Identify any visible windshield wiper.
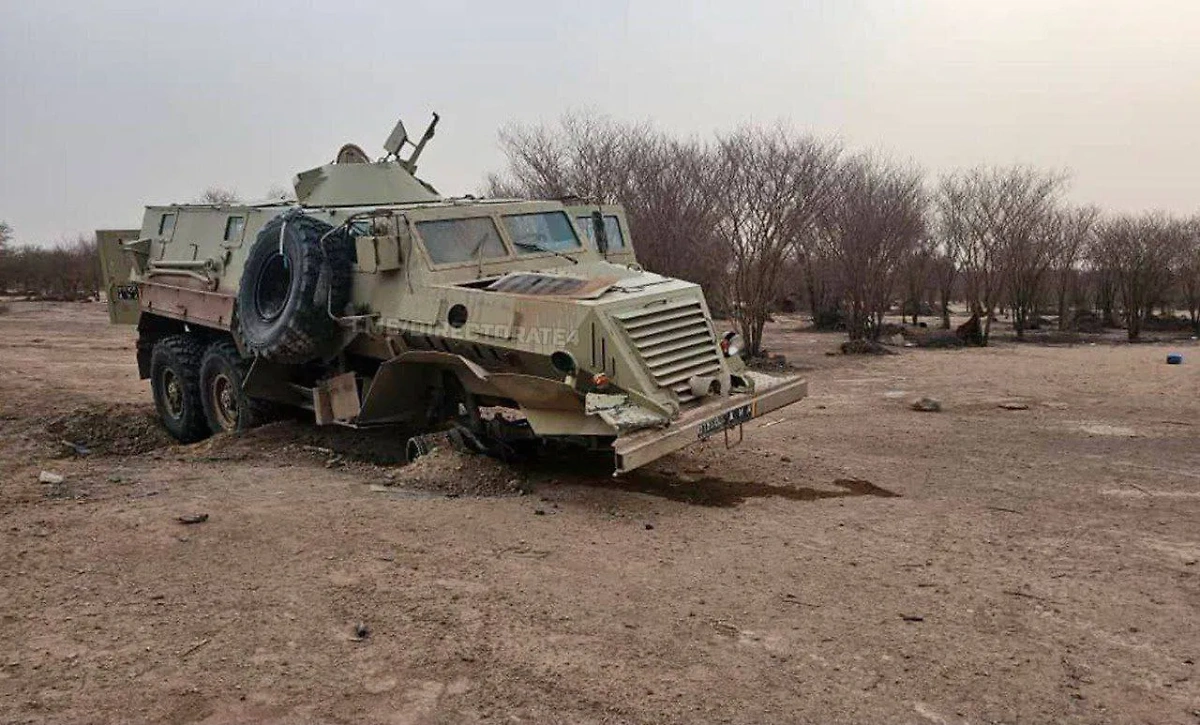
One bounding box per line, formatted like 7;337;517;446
512;239;579;265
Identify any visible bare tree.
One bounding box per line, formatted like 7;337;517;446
623;136;728;311
265;184;296;202
198;187;241;205
901;235;936;325
1172;216;1200;335
487;112;728;307
0;234;100;299
1088;255;1122;328
941;166;1064;343
936;171;985;330
487;112;643;202
815;156;926;340
710;126;840;355
794;241;843;329
928;249;957;329
994;169;1067;338
1093;213;1185;340
930;189;968;330
0;221;12;292
1049;205;1099;330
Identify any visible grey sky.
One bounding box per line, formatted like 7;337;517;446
2;0;1198;244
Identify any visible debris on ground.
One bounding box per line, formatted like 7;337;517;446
176;513;209;525
37;470;64;484
43;404;175;456
747;353;791;371
840;339;897;355
59;440;90;456
188;420;412;465
999;402;1030;410
353;623;370;641
911;398;942;412
179;638;211;658
905;330;966;349
957;314;986;346
385;447;527;497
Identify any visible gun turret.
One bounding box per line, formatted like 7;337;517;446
292;113;442;206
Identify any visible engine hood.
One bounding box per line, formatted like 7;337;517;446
470;261;696;303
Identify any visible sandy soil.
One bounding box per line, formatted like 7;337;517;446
1;301;1198;725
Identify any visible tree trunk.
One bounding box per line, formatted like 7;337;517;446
752;316;767;356
1057;285;1069;331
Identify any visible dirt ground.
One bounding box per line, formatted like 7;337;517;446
1;301;1198;725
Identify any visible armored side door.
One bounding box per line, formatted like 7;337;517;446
96;229;142;324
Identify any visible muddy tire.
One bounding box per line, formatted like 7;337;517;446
150;334;208;443
199;340;268;435
236;210;354;364
405;434;443;463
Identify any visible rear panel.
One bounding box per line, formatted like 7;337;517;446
96;229;142;324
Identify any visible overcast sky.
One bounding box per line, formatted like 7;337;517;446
2;0;1198;244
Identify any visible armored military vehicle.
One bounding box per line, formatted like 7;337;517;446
98;115;807;473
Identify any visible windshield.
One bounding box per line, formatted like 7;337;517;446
502;212;582;254
415;217;507;265
576;214;626;250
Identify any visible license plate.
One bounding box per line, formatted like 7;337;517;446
697;403;754;439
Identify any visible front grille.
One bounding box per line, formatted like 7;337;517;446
612;299;723;404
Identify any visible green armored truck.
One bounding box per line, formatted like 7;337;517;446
98;115;807;473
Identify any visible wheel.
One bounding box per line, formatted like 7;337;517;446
405;434;440;463
235;209;355;364
199;340;267;435
149;334;209;443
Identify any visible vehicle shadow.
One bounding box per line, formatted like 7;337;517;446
526;452;899;508
605;473;899;508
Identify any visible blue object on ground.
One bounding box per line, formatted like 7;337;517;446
1166;353;1183;365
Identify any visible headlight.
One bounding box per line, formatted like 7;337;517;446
720;331;743;357
550;351;577;375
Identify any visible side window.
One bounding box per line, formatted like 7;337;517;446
158;213;176;237
223;216;245;242
415;217;507;265
603;216;626;249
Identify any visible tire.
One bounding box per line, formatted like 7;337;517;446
199;340;269;435
236;210;354;364
405;434;436;463
150;334;209;443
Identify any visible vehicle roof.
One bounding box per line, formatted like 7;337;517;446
145;196;530;213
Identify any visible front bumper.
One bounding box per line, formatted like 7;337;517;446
611;372;808;474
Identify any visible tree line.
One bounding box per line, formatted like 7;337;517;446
5;117;1198;352
0;221;101;300
487;112;1200;353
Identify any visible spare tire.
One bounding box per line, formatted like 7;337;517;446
236;210;354;364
